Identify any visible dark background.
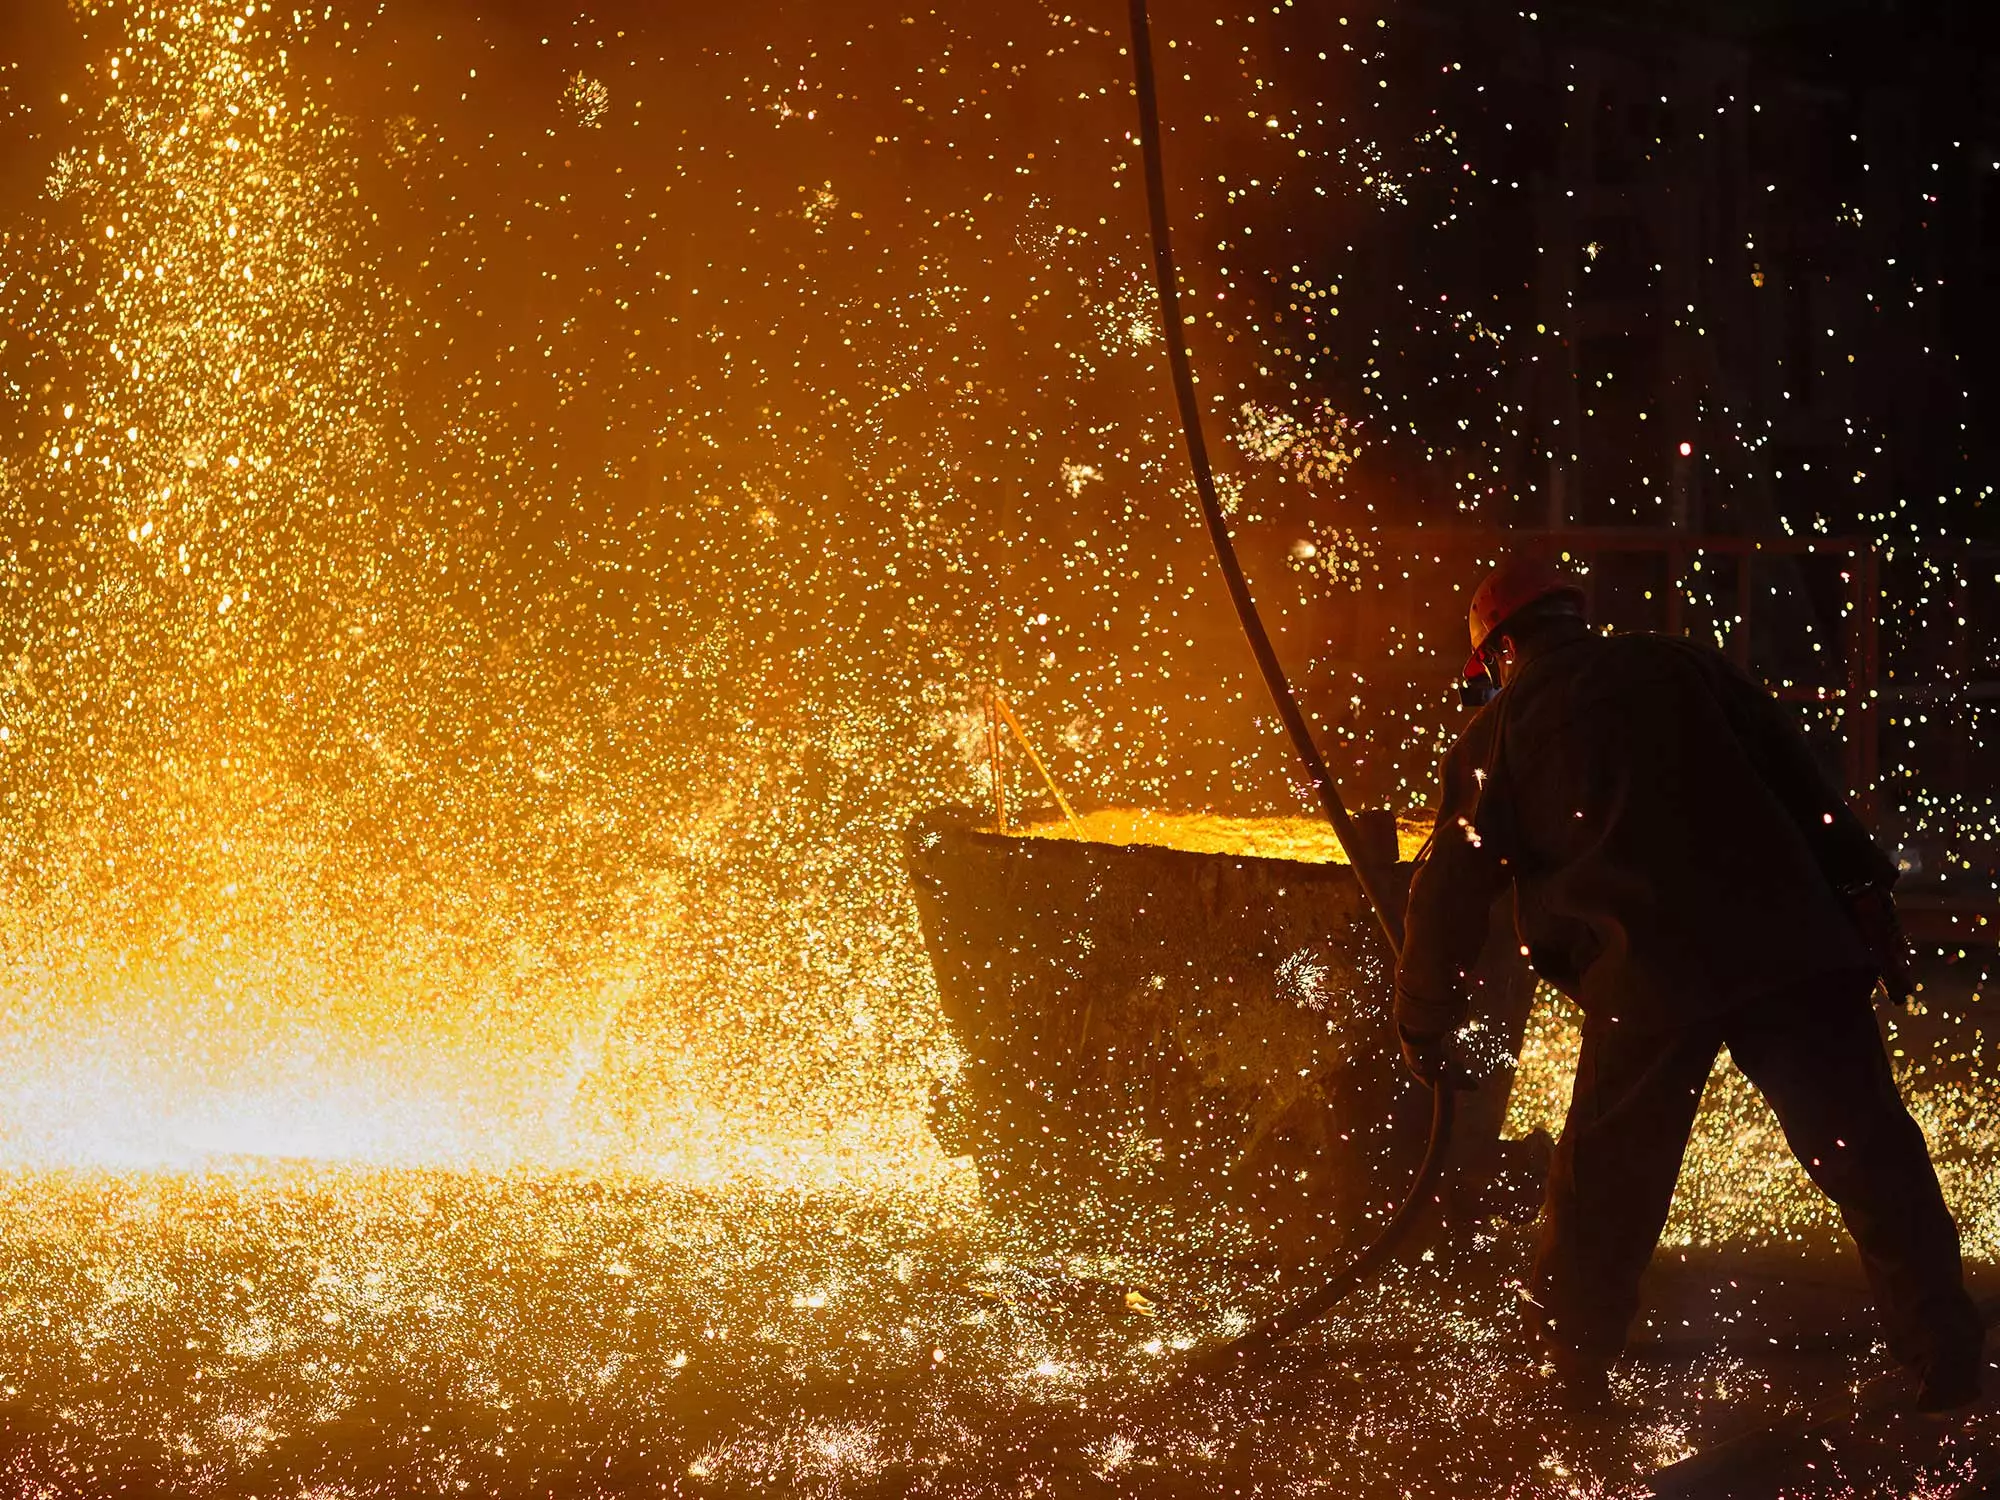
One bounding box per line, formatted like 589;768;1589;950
1;0;1994;862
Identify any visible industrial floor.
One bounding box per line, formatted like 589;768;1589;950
0;956;1992;1497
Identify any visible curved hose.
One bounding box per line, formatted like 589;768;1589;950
1125;0;1450;1369
1186;1083;1456;1375
1124;0;1400;955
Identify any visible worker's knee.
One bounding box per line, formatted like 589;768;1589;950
1791;1098;1933;1190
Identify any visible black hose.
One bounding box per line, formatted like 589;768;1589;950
1125;0;1451;1369
1185;1083;1457;1375
1124;0;1400;955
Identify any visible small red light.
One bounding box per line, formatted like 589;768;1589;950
1678;441;1693;457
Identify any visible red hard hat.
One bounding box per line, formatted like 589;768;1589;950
1465;554;1586;677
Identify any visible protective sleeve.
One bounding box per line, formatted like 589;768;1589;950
1395;724;1510;1040
1701;649;1897;892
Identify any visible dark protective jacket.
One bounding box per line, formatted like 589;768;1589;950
1395;629;1896;1039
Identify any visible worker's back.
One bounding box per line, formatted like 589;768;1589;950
1467;630;1886;1027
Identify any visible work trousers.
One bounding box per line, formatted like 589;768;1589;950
1530;970;1982;1381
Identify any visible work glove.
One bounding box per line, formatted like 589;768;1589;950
1846;884;1915;1005
1398;1026;1453;1087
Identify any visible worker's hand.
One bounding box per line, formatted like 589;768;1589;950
1846;885;1915;1005
1398;1026;1453;1087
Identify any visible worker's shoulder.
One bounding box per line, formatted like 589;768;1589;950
1508;632;1734;723
1604;629;1718;661
1444;692;1507;766
1559;629;1729;682
1606;632;1757;696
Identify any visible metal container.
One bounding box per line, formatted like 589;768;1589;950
905;805;1542;1256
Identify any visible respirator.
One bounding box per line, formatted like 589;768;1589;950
1458;650;1499;709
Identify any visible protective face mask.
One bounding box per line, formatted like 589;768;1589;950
1458;656;1498;709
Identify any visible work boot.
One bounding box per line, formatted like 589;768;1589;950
1539;1342;1616;1412
1522;1289;1619;1410
1914;1352;1985;1415
1548;1363;1613;1413
1913;1308;1991;1415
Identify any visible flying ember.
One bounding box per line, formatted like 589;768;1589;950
0;0;1993;1494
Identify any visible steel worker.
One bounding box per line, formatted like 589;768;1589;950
1395;553;1984;1412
